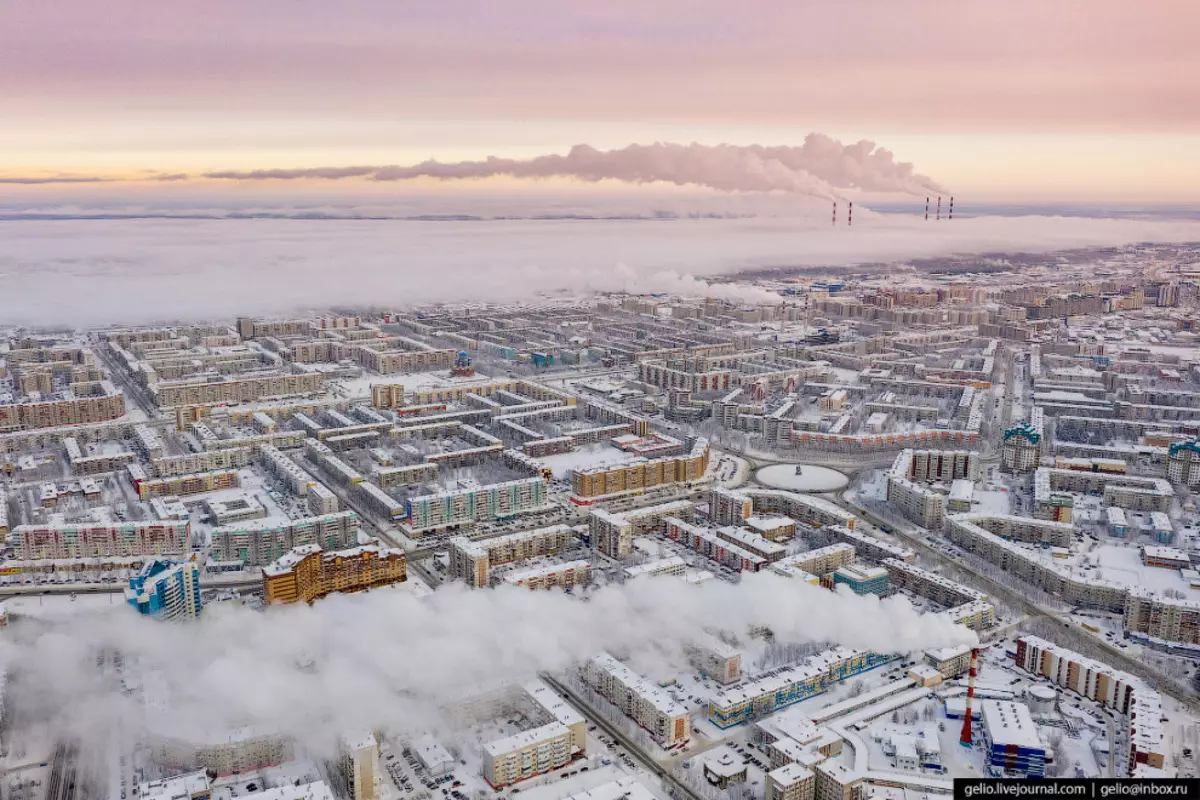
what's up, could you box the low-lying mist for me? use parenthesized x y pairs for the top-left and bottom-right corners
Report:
(3, 208), (1199, 326)
(0, 573), (975, 756)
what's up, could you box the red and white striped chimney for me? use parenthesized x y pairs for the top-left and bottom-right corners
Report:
(959, 647), (980, 747)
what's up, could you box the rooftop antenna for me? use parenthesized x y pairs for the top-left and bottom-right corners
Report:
(959, 647), (980, 747)
(936, 196), (942, 221)
(832, 201), (837, 227)
(925, 197), (929, 221)
(949, 196), (954, 220)
(848, 202), (853, 227)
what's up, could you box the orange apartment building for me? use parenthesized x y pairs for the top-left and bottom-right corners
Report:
(262, 544), (407, 605)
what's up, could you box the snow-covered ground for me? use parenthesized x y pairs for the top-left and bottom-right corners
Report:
(754, 464), (848, 493)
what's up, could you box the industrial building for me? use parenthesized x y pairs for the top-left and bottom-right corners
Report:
(978, 700), (1045, 778)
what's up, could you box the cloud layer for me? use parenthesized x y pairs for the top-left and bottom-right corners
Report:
(3, 202), (1199, 326)
(1, 573), (974, 755)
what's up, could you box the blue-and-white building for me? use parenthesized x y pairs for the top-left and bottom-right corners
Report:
(126, 559), (203, 620)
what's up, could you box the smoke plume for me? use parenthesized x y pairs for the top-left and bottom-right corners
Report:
(203, 135), (945, 199)
(1, 573), (973, 756)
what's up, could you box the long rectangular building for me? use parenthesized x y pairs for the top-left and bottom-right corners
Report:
(212, 512), (359, 565)
(153, 372), (325, 407)
(1014, 635), (1163, 773)
(708, 647), (894, 728)
(404, 477), (547, 534)
(10, 520), (189, 560)
(449, 525), (576, 587)
(262, 544), (406, 604)
(583, 654), (692, 746)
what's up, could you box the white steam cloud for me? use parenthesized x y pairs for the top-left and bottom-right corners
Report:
(202, 136), (945, 199)
(2, 574), (973, 755)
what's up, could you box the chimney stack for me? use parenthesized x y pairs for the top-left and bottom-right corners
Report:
(925, 197), (929, 221)
(959, 647), (980, 747)
(848, 202), (853, 227)
(832, 201), (837, 227)
(936, 196), (942, 221)
(949, 196), (954, 220)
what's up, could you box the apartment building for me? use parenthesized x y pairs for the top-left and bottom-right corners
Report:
(1166, 438), (1200, 486)
(665, 517), (766, 573)
(307, 482), (340, 516)
(126, 559), (203, 620)
(885, 472), (946, 530)
(64, 437), (138, 475)
(589, 500), (695, 559)
(1014, 636), (1164, 772)
(9, 520), (189, 559)
(259, 444), (316, 495)
(1001, 408), (1044, 474)
(824, 526), (915, 564)
(1035, 467), (1174, 514)
(773, 544), (855, 579)
(685, 634), (743, 685)
(340, 733), (380, 800)
(765, 764), (815, 800)
(945, 514), (1125, 612)
(151, 447), (253, 478)
(500, 560), (591, 591)
(0, 381), (125, 432)
(708, 648), (894, 728)
(569, 437), (709, 501)
(262, 544), (406, 605)
(481, 680), (586, 789)
(130, 467), (239, 501)
(882, 559), (985, 608)
(741, 489), (857, 531)
(448, 525), (576, 587)
(404, 477), (547, 535)
(211, 511), (359, 565)
(584, 654), (691, 746)
(831, 565), (889, 596)
(153, 372), (324, 407)
(1123, 587), (1200, 646)
(622, 556), (687, 580)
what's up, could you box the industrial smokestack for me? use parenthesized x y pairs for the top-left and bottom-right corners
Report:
(848, 202), (853, 227)
(832, 201), (837, 227)
(959, 647), (980, 747)
(949, 196), (954, 220)
(925, 197), (929, 221)
(936, 196), (941, 221)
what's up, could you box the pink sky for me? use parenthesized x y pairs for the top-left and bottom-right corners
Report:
(2, 0), (1195, 200)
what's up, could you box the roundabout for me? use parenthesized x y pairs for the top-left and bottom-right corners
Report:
(752, 463), (849, 492)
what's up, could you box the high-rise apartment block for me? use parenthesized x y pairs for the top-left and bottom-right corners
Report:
(126, 559), (203, 620)
(1001, 408), (1044, 474)
(1166, 438), (1200, 487)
